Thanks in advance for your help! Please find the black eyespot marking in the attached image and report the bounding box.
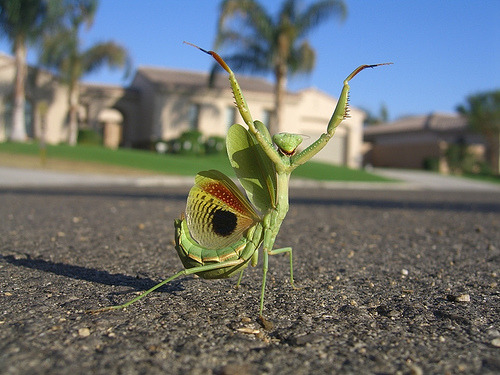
[211,209,237,237]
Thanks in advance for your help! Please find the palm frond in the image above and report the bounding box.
[81,41,130,76]
[288,40,315,75]
[295,0,347,38]
[216,0,273,47]
[39,28,75,69]
[278,0,298,24]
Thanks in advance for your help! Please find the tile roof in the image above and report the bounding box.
[364,113,468,136]
[135,66,275,93]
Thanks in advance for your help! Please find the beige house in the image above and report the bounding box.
[363,113,486,172]
[0,53,70,144]
[0,52,366,167]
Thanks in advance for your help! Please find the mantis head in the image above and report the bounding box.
[272,133,303,156]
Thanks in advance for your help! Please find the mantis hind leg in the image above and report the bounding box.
[235,268,244,288]
[90,258,246,313]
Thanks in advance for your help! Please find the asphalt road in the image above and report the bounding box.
[1,184,499,374]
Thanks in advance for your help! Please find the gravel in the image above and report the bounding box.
[1,186,499,374]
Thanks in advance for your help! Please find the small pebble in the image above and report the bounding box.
[456,294,470,302]
[447,294,470,302]
[236,327,260,335]
[409,364,423,375]
[491,338,500,347]
[78,328,91,337]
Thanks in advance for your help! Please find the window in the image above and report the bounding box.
[3,99,33,139]
[187,103,200,130]
[226,106,236,130]
[262,109,272,129]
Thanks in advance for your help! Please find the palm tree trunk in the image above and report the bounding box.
[67,83,79,146]
[10,38,27,141]
[272,63,287,136]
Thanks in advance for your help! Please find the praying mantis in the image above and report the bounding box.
[95,43,390,318]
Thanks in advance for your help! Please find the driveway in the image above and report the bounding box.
[371,168,500,192]
[0,165,499,192]
[0,166,193,188]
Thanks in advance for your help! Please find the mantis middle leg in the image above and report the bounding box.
[259,246,295,316]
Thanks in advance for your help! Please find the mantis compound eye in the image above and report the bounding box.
[272,133,303,156]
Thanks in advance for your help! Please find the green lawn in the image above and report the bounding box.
[0,142,392,182]
[463,172,500,185]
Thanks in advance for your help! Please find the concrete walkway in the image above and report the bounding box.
[372,168,500,192]
[0,165,499,192]
[0,166,193,188]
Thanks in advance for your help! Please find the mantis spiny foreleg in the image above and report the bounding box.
[183,42,284,168]
[291,63,392,168]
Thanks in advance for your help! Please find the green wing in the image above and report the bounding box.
[185,170,259,250]
[226,122,276,213]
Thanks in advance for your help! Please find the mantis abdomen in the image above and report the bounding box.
[174,219,263,279]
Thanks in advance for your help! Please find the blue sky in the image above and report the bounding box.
[1,0,499,121]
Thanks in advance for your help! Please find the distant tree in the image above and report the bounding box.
[363,103,389,126]
[379,103,389,122]
[0,0,62,141]
[40,0,130,145]
[214,0,347,135]
[457,90,500,175]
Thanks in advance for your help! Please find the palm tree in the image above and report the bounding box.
[214,0,347,135]
[457,90,500,175]
[0,0,61,141]
[40,0,130,145]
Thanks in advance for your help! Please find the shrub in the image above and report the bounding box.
[177,130,204,155]
[205,136,225,154]
[422,157,440,171]
[77,129,102,145]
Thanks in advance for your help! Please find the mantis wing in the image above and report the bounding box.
[186,169,260,250]
[226,122,277,213]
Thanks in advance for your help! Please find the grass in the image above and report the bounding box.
[463,172,500,185]
[0,141,392,182]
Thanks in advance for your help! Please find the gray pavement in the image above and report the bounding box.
[1,185,499,374]
[0,165,499,192]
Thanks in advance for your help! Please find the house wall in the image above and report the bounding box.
[291,88,365,167]
[0,53,69,144]
[79,84,140,147]
[369,141,443,168]
[146,85,277,142]
[364,122,486,171]
[146,84,364,167]
[129,73,157,146]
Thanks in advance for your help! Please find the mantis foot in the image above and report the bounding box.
[258,314,274,331]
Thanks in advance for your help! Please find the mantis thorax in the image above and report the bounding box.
[272,133,303,156]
